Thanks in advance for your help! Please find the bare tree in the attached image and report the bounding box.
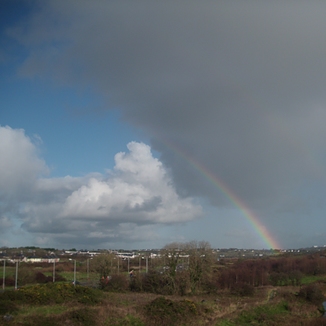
[92,253,115,279]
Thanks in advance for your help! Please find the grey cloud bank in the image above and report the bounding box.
[3,1,326,248]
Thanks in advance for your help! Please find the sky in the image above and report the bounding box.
[1,1,326,250]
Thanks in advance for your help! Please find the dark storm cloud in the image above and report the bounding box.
[12,1,326,211]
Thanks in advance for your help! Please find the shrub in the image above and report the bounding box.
[101,274,129,292]
[0,288,26,303]
[75,285,102,305]
[129,274,143,292]
[231,282,255,297]
[35,272,47,283]
[17,267,36,285]
[0,300,19,316]
[141,271,174,295]
[175,270,190,296]
[64,307,98,326]
[299,284,325,305]
[3,283,103,305]
[0,276,15,287]
[144,297,198,326]
[141,271,162,293]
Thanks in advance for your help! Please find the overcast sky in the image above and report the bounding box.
[1,1,326,250]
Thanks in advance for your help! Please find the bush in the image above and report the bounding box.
[0,276,15,287]
[75,286,102,305]
[17,267,36,286]
[144,297,198,326]
[60,307,98,326]
[141,271,174,295]
[129,274,143,292]
[101,274,129,292]
[141,271,162,293]
[35,272,47,283]
[0,288,26,303]
[299,284,325,305]
[231,282,255,297]
[175,270,190,296]
[0,300,19,316]
[1,283,103,305]
[202,271,219,294]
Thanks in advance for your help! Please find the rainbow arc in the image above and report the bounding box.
[162,141,281,249]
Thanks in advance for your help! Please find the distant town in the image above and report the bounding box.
[1,245,326,263]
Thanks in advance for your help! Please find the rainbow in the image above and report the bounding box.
[162,141,281,250]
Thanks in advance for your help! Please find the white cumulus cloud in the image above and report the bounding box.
[60,142,201,224]
[0,126,202,248]
[0,125,48,200]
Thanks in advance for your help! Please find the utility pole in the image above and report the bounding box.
[69,259,77,286]
[87,259,89,280]
[73,260,76,286]
[2,260,5,290]
[15,261,18,290]
[53,260,56,282]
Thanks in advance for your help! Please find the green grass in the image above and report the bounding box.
[18,304,69,317]
[216,302,290,326]
[0,266,16,274]
[108,314,145,326]
[52,271,99,282]
[216,321,235,326]
[301,275,326,285]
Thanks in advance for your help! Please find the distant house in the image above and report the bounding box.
[23,256,60,263]
[0,252,8,260]
[116,252,138,260]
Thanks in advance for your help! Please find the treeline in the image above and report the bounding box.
[97,241,214,296]
[3,242,326,297]
[99,245,326,296]
[217,253,326,290]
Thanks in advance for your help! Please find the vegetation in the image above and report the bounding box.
[144,296,201,325]
[1,243,326,325]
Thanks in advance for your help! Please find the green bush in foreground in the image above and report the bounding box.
[0,300,19,316]
[64,307,98,326]
[0,283,103,308]
[144,296,198,325]
[299,284,325,305]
